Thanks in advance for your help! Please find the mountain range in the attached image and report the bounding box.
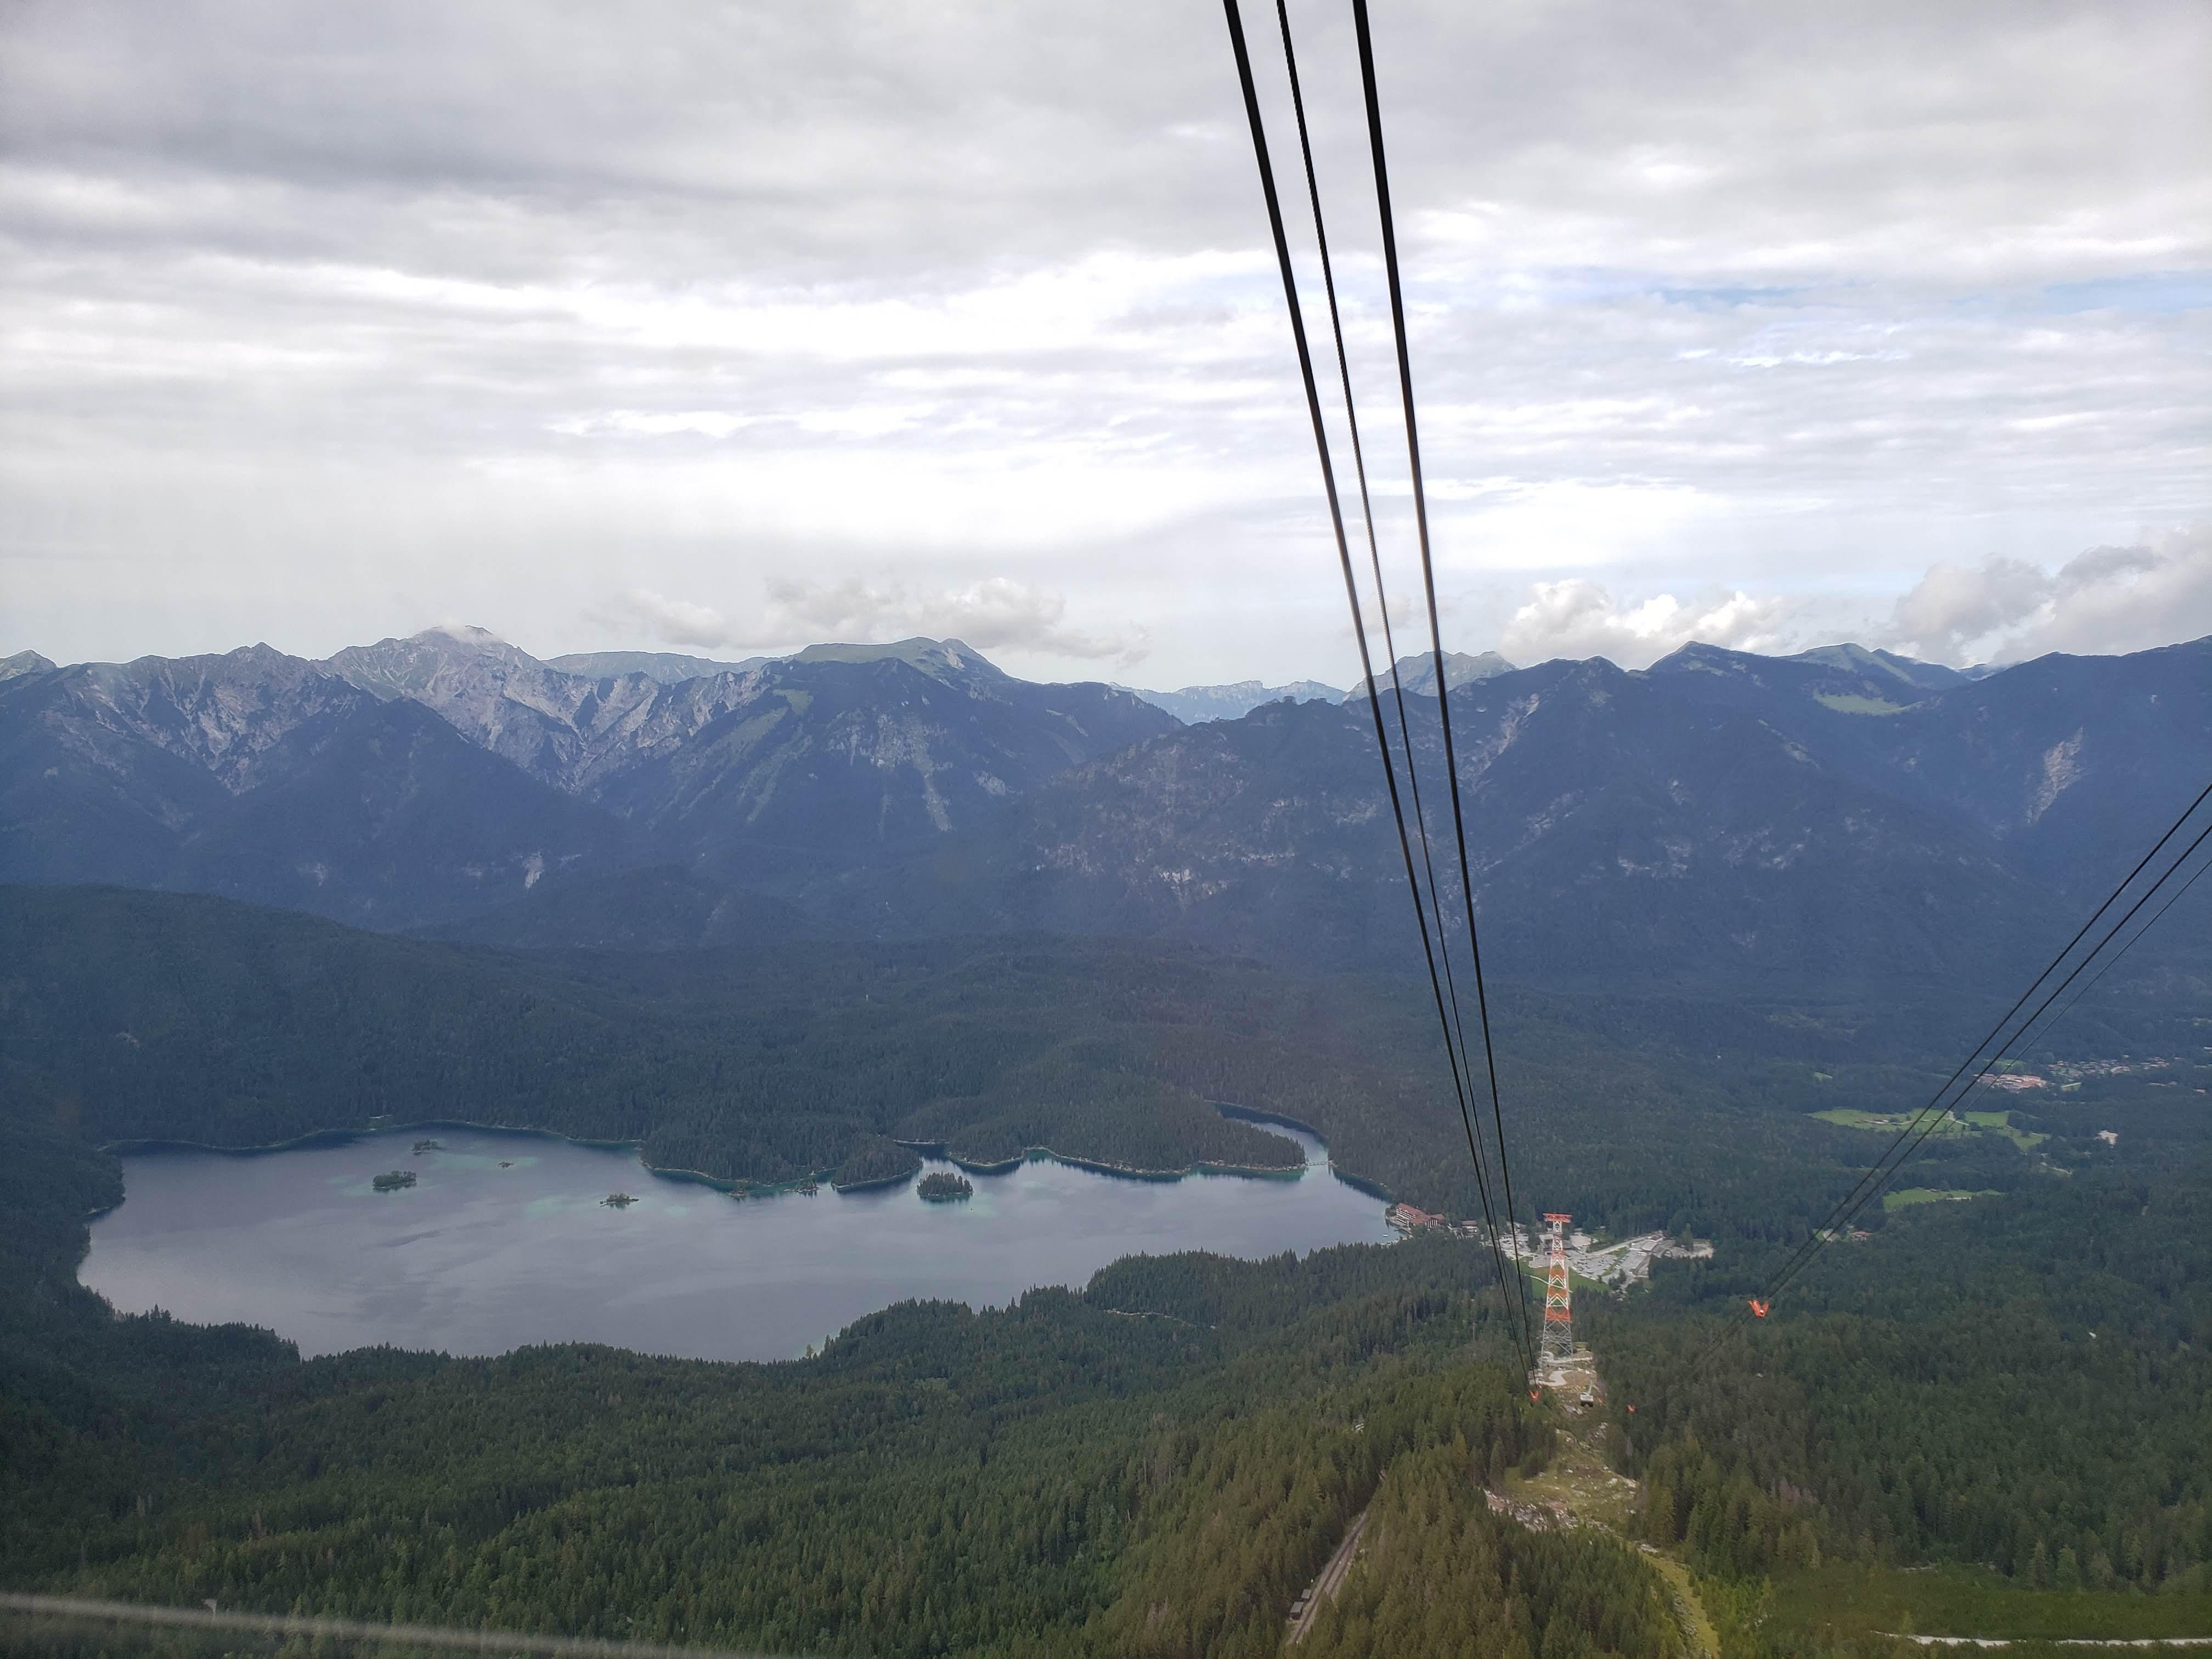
[4,624,2207,1000]
[1122,678,1344,723]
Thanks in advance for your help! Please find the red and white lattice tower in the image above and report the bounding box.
[1539,1212,1575,1368]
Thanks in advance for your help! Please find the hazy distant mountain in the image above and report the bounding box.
[1344,650,1517,701]
[822,637,2212,994]
[587,637,1176,887]
[548,649,769,683]
[1126,679,1344,724]
[0,650,54,684]
[0,628,1173,924]
[6,625,2207,995]
[0,644,620,921]
[167,697,634,928]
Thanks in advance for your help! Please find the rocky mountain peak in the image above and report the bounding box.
[1345,650,1517,702]
[787,637,1007,687]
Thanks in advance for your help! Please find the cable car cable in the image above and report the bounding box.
[1268,0,1536,1359]
[1745,776,2212,1311]
[1678,781,2212,1378]
[1765,803,2212,1305]
[2020,843,2211,1054]
[1221,0,1537,1375]
[1802,809,2212,1265]
[1351,0,1537,1322]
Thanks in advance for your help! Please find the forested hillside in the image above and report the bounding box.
[5,883,2210,1653]
[1,1037,1686,1659]
[5,991,2207,1655]
[4,882,2151,1238]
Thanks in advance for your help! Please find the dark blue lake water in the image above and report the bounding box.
[80,1123,1395,1363]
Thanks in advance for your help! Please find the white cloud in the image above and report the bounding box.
[1498,578,1801,668]
[607,577,1149,668]
[1889,525,2212,664]
[607,588,735,649]
[2,0,2207,686]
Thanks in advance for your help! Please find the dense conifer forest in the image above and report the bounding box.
[4,883,2209,1655]
[5,883,2163,1229]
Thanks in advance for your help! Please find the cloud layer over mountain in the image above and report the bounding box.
[3,0,2205,683]
[1487,527,2212,670]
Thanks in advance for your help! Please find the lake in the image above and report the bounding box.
[80,1121,1397,1363]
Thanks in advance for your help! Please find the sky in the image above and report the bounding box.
[2,0,2208,687]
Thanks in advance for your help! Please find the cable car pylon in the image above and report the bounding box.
[1538,1213,1576,1377]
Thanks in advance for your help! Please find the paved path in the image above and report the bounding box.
[1285,1508,1369,1646]
[1886,1638,2212,1649]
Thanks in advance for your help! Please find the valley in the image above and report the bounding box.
[3,634,2208,1658]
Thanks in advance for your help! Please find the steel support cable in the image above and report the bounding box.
[1272,0,1478,1118]
[1221,0,1536,1374]
[1798,809,2212,1266]
[1268,0,1533,1354]
[2021,843,2212,1053]
[1731,773,2212,1325]
[1678,783,2212,1379]
[1351,0,1538,1334]
[1759,792,2212,1307]
[1741,815,2212,1344]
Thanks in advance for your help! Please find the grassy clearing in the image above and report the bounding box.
[1812,1107,2046,1151]
[1503,1420,1641,1533]
[1504,1420,1723,1651]
[1883,1186,2000,1211]
[1814,1107,1969,1136]
[1644,1550,1721,1656]
[1814,694,1911,715]
[1765,1561,2212,1645]
[1960,1109,2050,1149]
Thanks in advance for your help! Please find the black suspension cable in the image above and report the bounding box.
[1221,0,1537,1374]
[1351,0,1537,1316]
[2023,842,2211,1050]
[1679,781,2212,1378]
[1731,774,2212,1323]
[1810,810,2212,1257]
[1270,0,1532,1350]
[1760,790,2212,1305]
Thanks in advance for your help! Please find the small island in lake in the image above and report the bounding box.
[412,1139,443,1153]
[371,1170,417,1192]
[917,1172,974,1203]
[602,1192,636,1208]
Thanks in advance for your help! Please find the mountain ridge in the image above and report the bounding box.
[1125,678,1342,723]
[4,627,2205,998]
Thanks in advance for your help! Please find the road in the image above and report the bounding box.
[1285,1508,1369,1646]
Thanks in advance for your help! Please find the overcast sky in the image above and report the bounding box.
[3,0,2207,685]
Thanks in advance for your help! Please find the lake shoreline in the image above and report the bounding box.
[83,1121,1398,1367]
[103,1113,1327,1197]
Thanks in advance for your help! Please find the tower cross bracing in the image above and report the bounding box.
[1540,1212,1575,1368]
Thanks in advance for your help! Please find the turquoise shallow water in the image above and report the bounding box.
[81,1122,1395,1363]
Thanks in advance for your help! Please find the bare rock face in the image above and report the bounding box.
[1,627,1177,924]
[323,626,676,792]
[7,620,2207,997]
[45,645,379,793]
